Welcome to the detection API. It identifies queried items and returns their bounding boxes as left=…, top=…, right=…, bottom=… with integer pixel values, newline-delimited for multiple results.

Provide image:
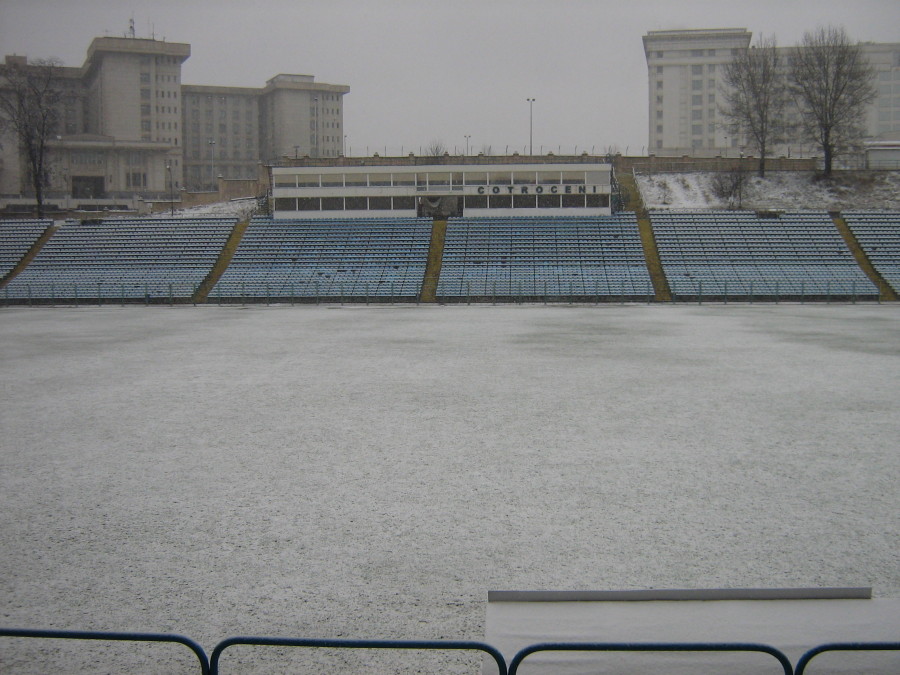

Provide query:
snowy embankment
left=636, top=171, right=900, bottom=211
left=144, top=197, right=259, bottom=220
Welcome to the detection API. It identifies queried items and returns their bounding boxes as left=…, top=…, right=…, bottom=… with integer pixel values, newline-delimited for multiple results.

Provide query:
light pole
left=527, top=98, right=535, bottom=155
left=464, top=135, right=471, bottom=156
left=312, top=96, right=319, bottom=158
left=208, top=139, right=216, bottom=190
left=166, top=162, right=174, bottom=216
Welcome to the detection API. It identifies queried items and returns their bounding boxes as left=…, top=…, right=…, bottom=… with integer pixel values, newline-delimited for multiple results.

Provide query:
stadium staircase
left=192, top=217, right=250, bottom=303
left=0, top=221, right=58, bottom=288
left=419, top=218, right=447, bottom=302
left=616, top=171, right=672, bottom=301
left=830, top=211, right=898, bottom=302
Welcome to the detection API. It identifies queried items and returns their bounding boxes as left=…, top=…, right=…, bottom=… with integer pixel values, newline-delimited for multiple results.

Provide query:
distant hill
left=635, top=171, right=900, bottom=211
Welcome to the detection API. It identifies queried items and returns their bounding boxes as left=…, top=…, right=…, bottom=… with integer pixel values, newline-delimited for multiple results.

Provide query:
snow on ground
left=1, top=304, right=898, bottom=673
left=144, top=198, right=259, bottom=220
left=636, top=171, right=900, bottom=211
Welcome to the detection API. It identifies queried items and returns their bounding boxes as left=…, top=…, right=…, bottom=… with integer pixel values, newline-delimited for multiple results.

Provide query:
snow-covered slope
left=636, top=171, right=900, bottom=211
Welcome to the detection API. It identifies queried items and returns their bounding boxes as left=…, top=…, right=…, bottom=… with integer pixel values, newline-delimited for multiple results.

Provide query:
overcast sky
left=2, top=0, right=897, bottom=156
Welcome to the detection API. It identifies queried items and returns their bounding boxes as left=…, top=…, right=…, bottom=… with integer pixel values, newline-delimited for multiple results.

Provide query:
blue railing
left=0, top=628, right=210, bottom=675
left=210, top=636, right=507, bottom=675
left=507, top=641, right=793, bottom=674
left=794, top=641, right=900, bottom=675
left=3, top=628, right=899, bottom=673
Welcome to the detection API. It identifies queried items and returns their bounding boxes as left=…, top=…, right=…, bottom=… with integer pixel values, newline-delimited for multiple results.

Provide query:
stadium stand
left=436, top=215, right=653, bottom=300
left=0, top=219, right=53, bottom=281
left=651, top=211, right=878, bottom=299
left=843, top=211, right=900, bottom=296
left=210, top=217, right=431, bottom=300
left=2, top=218, right=235, bottom=302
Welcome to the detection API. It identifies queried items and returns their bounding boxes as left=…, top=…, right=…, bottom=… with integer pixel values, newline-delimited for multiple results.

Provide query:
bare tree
left=424, top=139, right=447, bottom=156
left=719, top=35, right=788, bottom=178
left=0, top=57, right=65, bottom=217
left=711, top=164, right=749, bottom=209
left=788, top=26, right=876, bottom=176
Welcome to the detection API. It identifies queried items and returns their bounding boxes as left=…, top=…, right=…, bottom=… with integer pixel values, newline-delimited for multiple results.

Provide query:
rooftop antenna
left=128, top=17, right=135, bottom=39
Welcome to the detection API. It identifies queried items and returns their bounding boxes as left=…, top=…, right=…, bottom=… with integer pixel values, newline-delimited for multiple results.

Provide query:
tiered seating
left=436, top=215, right=652, bottom=299
left=843, top=211, right=900, bottom=294
left=2, top=218, right=234, bottom=300
left=211, top=217, right=431, bottom=299
left=652, top=211, right=876, bottom=298
left=0, top=219, right=52, bottom=280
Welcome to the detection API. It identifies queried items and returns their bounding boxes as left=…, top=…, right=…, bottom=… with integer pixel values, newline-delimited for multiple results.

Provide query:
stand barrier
left=4, top=627, right=900, bottom=674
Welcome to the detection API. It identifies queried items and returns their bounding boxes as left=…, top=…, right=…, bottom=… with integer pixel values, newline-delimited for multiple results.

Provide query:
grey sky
left=2, top=0, right=897, bottom=155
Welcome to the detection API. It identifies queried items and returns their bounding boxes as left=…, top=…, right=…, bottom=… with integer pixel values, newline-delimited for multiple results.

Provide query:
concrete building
left=0, top=35, right=348, bottom=211
left=271, top=156, right=613, bottom=219
left=643, top=28, right=900, bottom=158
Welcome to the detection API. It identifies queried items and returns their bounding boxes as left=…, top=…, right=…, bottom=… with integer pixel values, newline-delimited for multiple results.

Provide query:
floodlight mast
left=527, top=98, right=536, bottom=155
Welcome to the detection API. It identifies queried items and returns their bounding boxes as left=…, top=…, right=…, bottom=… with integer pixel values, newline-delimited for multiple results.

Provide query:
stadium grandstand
left=1, top=157, right=898, bottom=305
left=843, top=211, right=900, bottom=296
left=1, top=217, right=236, bottom=302
left=0, top=219, right=52, bottom=281
left=436, top=214, right=652, bottom=301
left=651, top=211, right=880, bottom=300
left=211, top=217, right=431, bottom=302
left=1, top=209, right=898, bottom=305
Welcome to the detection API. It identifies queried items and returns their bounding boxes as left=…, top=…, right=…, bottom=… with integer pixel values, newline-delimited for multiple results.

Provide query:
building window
left=656, top=80, right=663, bottom=89
left=656, top=66, right=663, bottom=74
left=692, top=65, right=703, bottom=75
left=368, top=196, right=392, bottom=210
left=692, top=95, right=703, bottom=106
left=537, top=194, right=560, bottom=208
left=691, top=49, right=704, bottom=57
left=656, top=51, right=663, bottom=58
left=708, top=64, right=716, bottom=73
left=708, top=93, right=716, bottom=104
left=692, top=124, right=703, bottom=136
left=692, top=80, right=702, bottom=91
left=656, top=95, right=663, bottom=104
left=513, top=194, right=536, bottom=208
left=656, top=125, right=663, bottom=134
left=294, top=198, right=319, bottom=211
left=656, top=110, right=663, bottom=119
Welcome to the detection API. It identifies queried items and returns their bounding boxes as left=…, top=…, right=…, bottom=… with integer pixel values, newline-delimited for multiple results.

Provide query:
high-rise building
left=643, top=28, right=900, bottom=158
left=0, top=35, right=348, bottom=208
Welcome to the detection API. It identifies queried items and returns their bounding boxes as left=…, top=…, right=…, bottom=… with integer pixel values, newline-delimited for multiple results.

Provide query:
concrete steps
left=192, top=218, right=250, bottom=303
left=830, top=211, right=898, bottom=302
left=617, top=172, right=671, bottom=302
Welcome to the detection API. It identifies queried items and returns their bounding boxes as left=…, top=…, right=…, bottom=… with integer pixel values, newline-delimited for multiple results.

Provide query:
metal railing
left=794, top=641, right=900, bottom=675
left=210, top=636, right=507, bottom=675
left=3, top=628, right=900, bottom=673
left=0, top=628, right=210, bottom=675
left=507, top=641, right=793, bottom=675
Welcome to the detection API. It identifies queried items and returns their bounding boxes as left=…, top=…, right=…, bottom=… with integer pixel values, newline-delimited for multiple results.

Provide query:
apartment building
left=0, top=35, right=348, bottom=209
left=643, top=28, right=900, bottom=158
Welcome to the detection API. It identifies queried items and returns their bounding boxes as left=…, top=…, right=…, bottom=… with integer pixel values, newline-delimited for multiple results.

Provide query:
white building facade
left=1, top=35, right=348, bottom=210
left=271, top=158, right=612, bottom=220
left=643, top=28, right=900, bottom=158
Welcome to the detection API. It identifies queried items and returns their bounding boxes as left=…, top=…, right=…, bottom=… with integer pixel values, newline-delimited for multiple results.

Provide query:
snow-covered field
left=1, top=304, right=899, bottom=673
left=636, top=171, right=900, bottom=211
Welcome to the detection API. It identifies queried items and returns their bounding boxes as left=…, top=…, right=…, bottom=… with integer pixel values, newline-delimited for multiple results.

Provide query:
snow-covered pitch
left=1, top=304, right=898, bottom=673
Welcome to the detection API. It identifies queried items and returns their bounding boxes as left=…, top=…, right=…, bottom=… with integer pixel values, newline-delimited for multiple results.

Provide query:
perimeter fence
left=2, top=628, right=899, bottom=674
